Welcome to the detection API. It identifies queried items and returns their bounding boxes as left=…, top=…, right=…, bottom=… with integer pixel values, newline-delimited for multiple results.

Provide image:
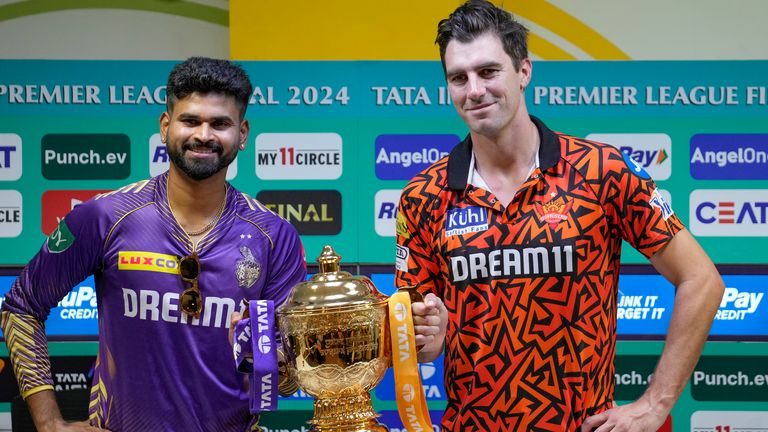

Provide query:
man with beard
left=1, top=57, right=306, bottom=431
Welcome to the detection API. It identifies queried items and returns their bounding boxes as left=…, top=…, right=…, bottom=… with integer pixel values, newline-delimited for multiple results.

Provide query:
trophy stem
left=309, top=392, right=388, bottom=432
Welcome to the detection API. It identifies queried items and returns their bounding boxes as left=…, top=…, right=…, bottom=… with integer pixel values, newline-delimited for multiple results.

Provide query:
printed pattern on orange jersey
left=396, top=116, right=682, bottom=431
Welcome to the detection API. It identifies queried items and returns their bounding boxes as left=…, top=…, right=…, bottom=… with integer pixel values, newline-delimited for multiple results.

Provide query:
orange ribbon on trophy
left=389, top=287, right=433, bottom=432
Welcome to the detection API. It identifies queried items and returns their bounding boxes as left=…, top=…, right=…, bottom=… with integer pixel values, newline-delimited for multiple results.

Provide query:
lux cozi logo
left=118, top=251, right=179, bottom=274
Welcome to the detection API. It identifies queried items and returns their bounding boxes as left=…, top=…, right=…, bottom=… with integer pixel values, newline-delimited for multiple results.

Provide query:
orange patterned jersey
left=395, top=116, right=683, bottom=431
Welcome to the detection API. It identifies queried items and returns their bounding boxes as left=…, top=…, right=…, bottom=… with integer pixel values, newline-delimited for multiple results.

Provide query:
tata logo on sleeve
left=0, top=190, right=22, bottom=238
left=690, top=189, right=768, bottom=236
left=375, top=134, right=459, bottom=180
left=0, top=134, right=22, bottom=181
left=149, top=133, right=237, bottom=180
left=586, top=133, right=672, bottom=180
left=41, top=190, right=110, bottom=235
left=255, top=133, right=342, bottom=180
left=375, top=189, right=402, bottom=237
left=690, top=134, right=768, bottom=180
left=445, top=206, right=488, bottom=237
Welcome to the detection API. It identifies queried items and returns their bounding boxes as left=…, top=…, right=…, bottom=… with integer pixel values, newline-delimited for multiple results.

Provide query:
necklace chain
left=184, top=193, right=227, bottom=237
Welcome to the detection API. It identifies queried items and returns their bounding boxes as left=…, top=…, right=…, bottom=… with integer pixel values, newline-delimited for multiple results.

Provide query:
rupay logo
left=149, top=133, right=237, bottom=180
left=375, top=189, right=402, bottom=237
left=587, top=133, right=672, bottom=180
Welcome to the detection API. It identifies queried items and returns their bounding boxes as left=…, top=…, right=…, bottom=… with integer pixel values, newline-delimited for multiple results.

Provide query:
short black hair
left=166, top=57, right=253, bottom=119
left=436, top=0, right=529, bottom=73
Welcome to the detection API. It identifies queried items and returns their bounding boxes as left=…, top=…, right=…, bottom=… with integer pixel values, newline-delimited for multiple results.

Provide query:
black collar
left=446, top=115, right=561, bottom=190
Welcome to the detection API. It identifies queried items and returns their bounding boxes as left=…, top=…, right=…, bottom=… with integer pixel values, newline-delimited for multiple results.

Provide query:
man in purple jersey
left=1, top=57, right=307, bottom=431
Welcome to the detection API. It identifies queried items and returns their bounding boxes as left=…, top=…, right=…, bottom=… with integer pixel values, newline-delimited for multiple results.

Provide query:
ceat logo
left=401, top=383, right=415, bottom=403
left=586, top=133, right=672, bottom=180
left=690, top=189, right=768, bottom=236
left=41, top=190, right=110, bottom=235
left=0, top=133, right=22, bottom=180
left=149, top=133, right=237, bottom=180
left=374, top=189, right=402, bottom=237
left=255, top=133, right=342, bottom=180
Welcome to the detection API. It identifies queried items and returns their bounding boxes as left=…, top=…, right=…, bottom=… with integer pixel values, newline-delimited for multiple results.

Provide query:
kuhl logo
left=445, top=206, right=488, bottom=237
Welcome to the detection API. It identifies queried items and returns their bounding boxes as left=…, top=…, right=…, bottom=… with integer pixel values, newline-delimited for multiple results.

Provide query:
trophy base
left=309, top=392, right=388, bottom=432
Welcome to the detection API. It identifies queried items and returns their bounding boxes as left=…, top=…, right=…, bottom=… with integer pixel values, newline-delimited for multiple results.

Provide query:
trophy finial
left=317, top=245, right=341, bottom=273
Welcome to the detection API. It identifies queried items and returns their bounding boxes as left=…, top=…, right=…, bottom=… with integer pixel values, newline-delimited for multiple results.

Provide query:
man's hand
left=229, top=311, right=244, bottom=346
left=411, top=293, right=448, bottom=363
left=581, top=399, right=667, bottom=432
left=45, top=420, right=109, bottom=432
left=27, top=391, right=108, bottom=432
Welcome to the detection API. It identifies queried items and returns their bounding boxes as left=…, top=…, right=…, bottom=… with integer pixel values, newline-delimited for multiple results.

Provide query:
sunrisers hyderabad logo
left=534, top=196, right=573, bottom=229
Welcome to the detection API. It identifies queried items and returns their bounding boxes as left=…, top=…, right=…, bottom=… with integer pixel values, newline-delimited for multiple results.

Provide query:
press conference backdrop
left=1, top=59, right=768, bottom=430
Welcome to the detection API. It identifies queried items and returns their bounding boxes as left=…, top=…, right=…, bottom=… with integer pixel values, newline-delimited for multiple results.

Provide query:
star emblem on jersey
left=235, top=246, right=261, bottom=289
left=534, top=196, right=573, bottom=229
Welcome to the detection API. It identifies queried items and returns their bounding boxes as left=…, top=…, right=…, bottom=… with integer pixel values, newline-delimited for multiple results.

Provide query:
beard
left=167, top=138, right=237, bottom=181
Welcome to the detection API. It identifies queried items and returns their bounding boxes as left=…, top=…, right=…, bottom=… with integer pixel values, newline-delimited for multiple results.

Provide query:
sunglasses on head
left=179, top=252, right=203, bottom=318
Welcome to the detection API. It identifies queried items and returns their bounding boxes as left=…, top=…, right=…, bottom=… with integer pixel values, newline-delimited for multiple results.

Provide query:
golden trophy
left=277, top=245, right=391, bottom=431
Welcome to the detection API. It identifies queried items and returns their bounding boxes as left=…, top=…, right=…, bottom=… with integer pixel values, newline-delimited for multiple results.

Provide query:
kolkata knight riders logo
left=534, top=195, right=573, bottom=229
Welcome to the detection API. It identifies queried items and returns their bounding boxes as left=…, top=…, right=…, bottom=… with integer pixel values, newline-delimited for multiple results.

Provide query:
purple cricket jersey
left=1, top=172, right=306, bottom=431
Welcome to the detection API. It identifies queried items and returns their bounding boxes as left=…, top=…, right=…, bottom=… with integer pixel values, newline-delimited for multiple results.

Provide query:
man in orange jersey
left=400, top=1, right=724, bottom=431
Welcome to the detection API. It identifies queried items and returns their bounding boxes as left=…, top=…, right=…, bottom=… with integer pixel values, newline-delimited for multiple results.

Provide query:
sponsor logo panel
left=690, top=133, right=768, bottom=180
left=117, top=251, right=180, bottom=274
left=445, top=206, right=488, bottom=237
left=375, top=134, right=458, bottom=180
left=0, top=133, right=22, bottom=181
left=614, top=355, right=658, bottom=401
left=690, top=189, right=768, bottom=236
left=149, top=133, right=237, bottom=180
left=586, top=133, right=672, bottom=180
left=256, top=190, right=341, bottom=235
left=691, top=411, right=768, bottom=432
left=395, top=245, right=409, bottom=272
left=0, top=190, right=22, bottom=238
left=41, top=134, right=130, bottom=180
left=691, top=356, right=768, bottom=401
left=255, top=133, right=342, bottom=180
left=258, top=410, right=315, bottom=430
left=0, top=275, right=99, bottom=339
left=41, top=189, right=110, bottom=235
left=375, top=189, right=402, bottom=237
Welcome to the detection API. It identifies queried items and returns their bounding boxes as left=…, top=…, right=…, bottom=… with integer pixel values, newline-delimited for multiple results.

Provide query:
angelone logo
left=375, top=134, right=458, bottom=180
left=41, top=189, right=109, bottom=235
left=0, top=133, right=22, bottom=181
left=117, top=251, right=180, bottom=274
left=690, top=189, right=768, bottom=236
left=586, top=133, right=672, bottom=180
left=690, top=133, right=768, bottom=180
left=256, top=190, right=341, bottom=235
left=255, top=133, right=342, bottom=180
left=534, top=195, right=572, bottom=228
left=445, top=206, right=488, bottom=237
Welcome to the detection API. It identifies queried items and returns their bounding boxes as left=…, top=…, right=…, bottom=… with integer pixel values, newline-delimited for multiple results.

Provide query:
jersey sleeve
left=1, top=199, right=108, bottom=398
left=260, top=219, right=306, bottom=308
left=394, top=178, right=444, bottom=298
left=597, top=145, right=684, bottom=258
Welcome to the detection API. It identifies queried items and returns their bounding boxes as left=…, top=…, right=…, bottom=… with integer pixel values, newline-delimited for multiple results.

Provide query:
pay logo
left=587, top=133, right=672, bottom=180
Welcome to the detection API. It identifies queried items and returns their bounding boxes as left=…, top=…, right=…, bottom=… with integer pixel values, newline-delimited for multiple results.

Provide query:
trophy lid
left=277, top=245, right=388, bottom=314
